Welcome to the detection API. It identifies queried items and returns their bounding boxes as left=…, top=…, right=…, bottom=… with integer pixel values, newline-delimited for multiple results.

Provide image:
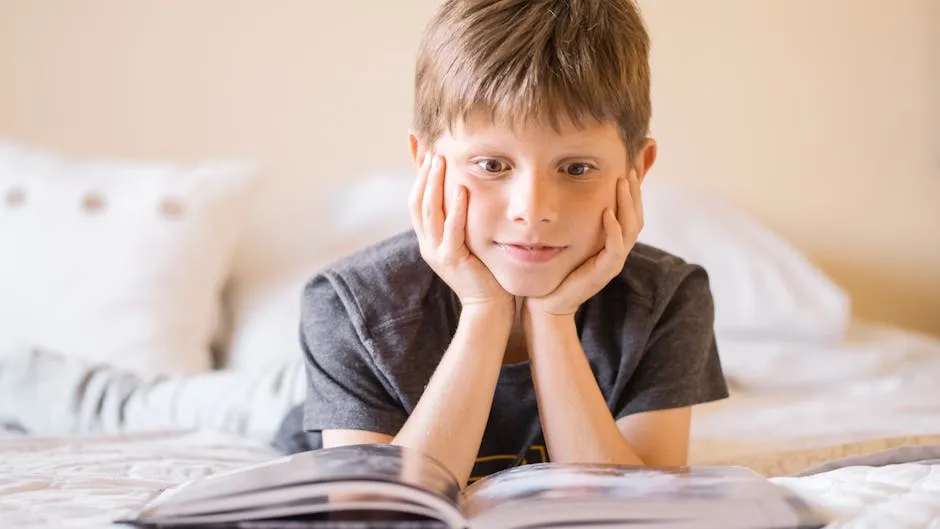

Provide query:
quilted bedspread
left=0, top=430, right=275, bottom=528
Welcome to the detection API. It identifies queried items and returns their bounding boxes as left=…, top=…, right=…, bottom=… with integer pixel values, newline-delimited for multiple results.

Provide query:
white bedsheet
left=690, top=321, right=940, bottom=464
left=772, top=464, right=940, bottom=528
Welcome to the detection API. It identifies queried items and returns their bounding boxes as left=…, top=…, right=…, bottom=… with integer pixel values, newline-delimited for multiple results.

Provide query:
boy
left=280, top=0, right=728, bottom=487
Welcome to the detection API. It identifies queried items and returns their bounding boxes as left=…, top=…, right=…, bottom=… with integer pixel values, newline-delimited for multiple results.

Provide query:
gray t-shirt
left=289, top=230, right=728, bottom=481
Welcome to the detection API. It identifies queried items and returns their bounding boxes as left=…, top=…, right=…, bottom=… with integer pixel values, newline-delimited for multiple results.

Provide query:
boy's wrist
left=459, top=300, right=514, bottom=340
left=459, top=299, right=515, bottom=326
left=454, top=301, right=514, bottom=363
left=523, top=307, right=576, bottom=332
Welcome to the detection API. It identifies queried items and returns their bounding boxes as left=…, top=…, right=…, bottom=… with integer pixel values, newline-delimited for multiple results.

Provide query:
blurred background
left=1, top=0, right=938, bottom=337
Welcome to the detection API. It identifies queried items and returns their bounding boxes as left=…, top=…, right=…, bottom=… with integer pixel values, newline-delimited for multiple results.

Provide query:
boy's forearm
left=392, top=302, right=512, bottom=487
left=525, top=311, right=644, bottom=466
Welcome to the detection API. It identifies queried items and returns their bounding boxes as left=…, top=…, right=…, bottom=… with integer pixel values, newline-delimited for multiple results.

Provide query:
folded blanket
left=694, top=434, right=940, bottom=477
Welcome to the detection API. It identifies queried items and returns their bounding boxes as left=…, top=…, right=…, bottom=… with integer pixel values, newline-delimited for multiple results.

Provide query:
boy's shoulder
left=613, top=241, right=712, bottom=313
left=319, top=229, right=426, bottom=280
left=306, top=230, right=440, bottom=329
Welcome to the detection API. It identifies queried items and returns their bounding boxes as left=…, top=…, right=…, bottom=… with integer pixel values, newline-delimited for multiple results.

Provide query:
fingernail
left=422, top=153, right=430, bottom=167
left=431, top=155, right=441, bottom=171
left=454, top=186, right=462, bottom=200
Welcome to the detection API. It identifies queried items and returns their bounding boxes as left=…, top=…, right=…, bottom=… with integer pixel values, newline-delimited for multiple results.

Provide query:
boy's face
left=412, top=113, right=654, bottom=298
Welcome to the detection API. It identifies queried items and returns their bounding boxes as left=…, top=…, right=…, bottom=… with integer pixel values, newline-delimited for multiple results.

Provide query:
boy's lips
left=495, top=242, right=567, bottom=264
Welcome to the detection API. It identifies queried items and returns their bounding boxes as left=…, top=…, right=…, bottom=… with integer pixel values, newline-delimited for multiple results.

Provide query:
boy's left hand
left=526, top=169, right=643, bottom=317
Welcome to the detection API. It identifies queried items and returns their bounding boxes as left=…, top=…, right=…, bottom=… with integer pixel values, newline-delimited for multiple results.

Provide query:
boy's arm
left=323, top=302, right=512, bottom=486
left=524, top=311, right=645, bottom=466
left=321, top=430, right=393, bottom=446
left=524, top=310, right=691, bottom=467
left=390, top=302, right=512, bottom=484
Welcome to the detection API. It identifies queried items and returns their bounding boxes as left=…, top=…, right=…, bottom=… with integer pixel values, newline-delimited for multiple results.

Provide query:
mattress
left=2, top=322, right=939, bottom=528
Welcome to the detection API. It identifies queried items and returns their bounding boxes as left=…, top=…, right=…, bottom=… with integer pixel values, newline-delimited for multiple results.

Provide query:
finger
left=440, top=185, right=467, bottom=261
left=628, top=168, right=644, bottom=230
left=409, top=153, right=432, bottom=235
left=601, top=207, right=626, bottom=266
left=564, top=209, right=623, bottom=290
left=579, top=209, right=622, bottom=283
left=422, top=155, right=446, bottom=247
left=617, top=174, right=638, bottom=243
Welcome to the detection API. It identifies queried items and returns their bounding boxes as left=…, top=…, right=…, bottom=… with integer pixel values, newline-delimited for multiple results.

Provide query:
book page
left=131, top=444, right=464, bottom=526
left=460, top=464, right=825, bottom=529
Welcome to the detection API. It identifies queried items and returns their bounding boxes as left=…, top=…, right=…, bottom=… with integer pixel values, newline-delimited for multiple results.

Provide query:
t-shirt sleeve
left=614, top=266, right=729, bottom=419
left=300, top=273, right=408, bottom=436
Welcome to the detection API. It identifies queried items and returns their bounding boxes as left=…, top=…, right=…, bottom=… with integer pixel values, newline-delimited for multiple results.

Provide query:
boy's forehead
left=446, top=111, right=620, bottom=146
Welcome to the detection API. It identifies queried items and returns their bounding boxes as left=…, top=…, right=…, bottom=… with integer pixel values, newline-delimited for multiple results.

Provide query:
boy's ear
left=633, top=138, right=658, bottom=184
left=408, top=131, right=425, bottom=167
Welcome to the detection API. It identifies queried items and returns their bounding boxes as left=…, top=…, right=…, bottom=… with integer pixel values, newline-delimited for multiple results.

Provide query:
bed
left=690, top=321, right=940, bottom=469
left=2, top=320, right=939, bottom=529
left=1, top=143, right=938, bottom=528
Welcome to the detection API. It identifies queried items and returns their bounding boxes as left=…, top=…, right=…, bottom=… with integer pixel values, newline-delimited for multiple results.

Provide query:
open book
left=119, top=444, right=827, bottom=529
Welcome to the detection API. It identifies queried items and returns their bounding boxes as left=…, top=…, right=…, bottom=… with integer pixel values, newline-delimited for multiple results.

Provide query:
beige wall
left=639, top=0, right=940, bottom=337
left=1, top=1, right=937, bottom=336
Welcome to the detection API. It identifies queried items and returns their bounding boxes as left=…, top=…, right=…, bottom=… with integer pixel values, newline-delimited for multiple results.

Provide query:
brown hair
left=413, top=0, right=651, bottom=158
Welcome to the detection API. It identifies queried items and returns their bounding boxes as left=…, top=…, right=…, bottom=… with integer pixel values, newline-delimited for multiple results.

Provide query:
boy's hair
left=413, top=0, right=651, bottom=158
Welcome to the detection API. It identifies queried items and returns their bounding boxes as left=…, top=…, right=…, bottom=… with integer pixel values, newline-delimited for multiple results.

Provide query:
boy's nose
left=507, top=173, right=558, bottom=225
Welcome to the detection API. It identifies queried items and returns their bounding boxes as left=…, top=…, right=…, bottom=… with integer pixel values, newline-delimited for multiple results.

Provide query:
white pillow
left=223, top=268, right=312, bottom=371
left=224, top=173, right=415, bottom=370
left=637, top=178, right=851, bottom=343
left=0, top=139, right=258, bottom=375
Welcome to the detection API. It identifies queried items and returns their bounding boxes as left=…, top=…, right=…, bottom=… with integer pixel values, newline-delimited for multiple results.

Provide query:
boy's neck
left=503, top=296, right=529, bottom=366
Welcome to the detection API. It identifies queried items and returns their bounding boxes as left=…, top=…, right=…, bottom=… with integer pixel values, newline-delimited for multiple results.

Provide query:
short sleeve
left=614, top=266, right=729, bottom=418
left=300, top=273, right=408, bottom=436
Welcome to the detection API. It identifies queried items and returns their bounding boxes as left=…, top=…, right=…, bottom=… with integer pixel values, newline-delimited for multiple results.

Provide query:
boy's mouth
left=496, top=242, right=567, bottom=264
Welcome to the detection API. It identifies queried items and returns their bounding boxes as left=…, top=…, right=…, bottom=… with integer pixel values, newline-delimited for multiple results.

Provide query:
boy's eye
left=475, top=159, right=508, bottom=174
left=563, top=162, right=595, bottom=178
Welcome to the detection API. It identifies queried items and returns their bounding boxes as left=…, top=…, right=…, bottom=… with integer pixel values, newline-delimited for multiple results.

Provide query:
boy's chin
left=492, top=273, right=562, bottom=299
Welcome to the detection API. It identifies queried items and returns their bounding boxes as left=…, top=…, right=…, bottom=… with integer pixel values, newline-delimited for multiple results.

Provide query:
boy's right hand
left=409, top=153, right=512, bottom=313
